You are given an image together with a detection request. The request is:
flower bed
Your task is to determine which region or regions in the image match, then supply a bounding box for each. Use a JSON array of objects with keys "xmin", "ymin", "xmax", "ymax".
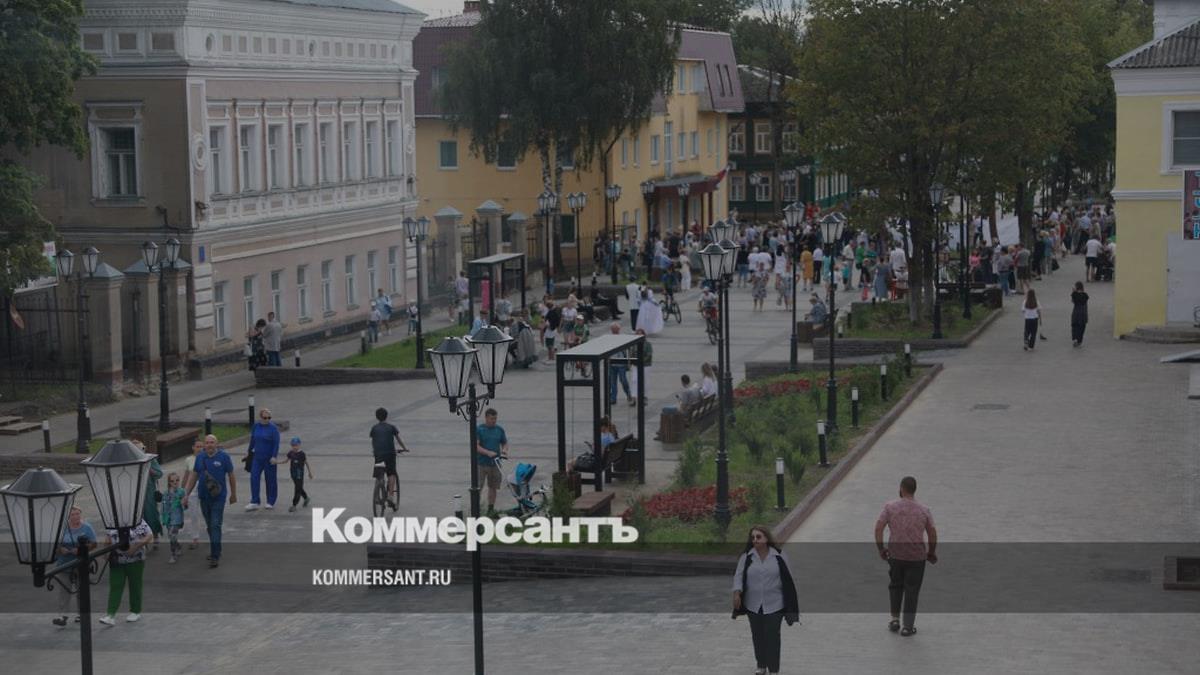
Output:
[{"xmin": 623, "ymin": 485, "xmax": 748, "ymax": 523}]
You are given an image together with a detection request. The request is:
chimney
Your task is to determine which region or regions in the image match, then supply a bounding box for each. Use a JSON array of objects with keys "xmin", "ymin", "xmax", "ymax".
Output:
[
  {"xmin": 463, "ymin": 1, "xmax": 481, "ymax": 13},
  {"xmin": 1154, "ymin": 0, "xmax": 1200, "ymax": 40}
]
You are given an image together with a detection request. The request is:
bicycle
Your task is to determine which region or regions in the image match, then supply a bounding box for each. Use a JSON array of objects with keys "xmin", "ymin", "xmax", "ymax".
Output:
[
  {"xmin": 371, "ymin": 450, "xmax": 408, "ymax": 517},
  {"xmin": 663, "ymin": 295, "xmax": 683, "ymax": 324},
  {"xmin": 702, "ymin": 308, "xmax": 720, "ymax": 345}
]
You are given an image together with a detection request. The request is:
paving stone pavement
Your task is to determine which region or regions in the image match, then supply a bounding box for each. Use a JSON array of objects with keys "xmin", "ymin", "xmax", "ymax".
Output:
[{"xmin": 3, "ymin": 257, "xmax": 1200, "ymax": 674}]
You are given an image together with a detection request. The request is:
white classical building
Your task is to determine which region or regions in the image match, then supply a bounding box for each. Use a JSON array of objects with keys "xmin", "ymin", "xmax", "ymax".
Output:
[{"xmin": 21, "ymin": 0, "xmax": 424, "ymax": 376}]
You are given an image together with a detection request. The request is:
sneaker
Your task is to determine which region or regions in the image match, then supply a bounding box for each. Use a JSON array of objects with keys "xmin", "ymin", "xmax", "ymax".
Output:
[
  {"xmin": 52, "ymin": 616, "xmax": 68, "ymax": 627},
  {"xmin": 888, "ymin": 619, "xmax": 900, "ymax": 633},
  {"xmin": 288, "ymin": 505, "xmax": 296, "ymax": 513},
  {"xmin": 125, "ymin": 613, "xmax": 141, "ymax": 623},
  {"xmin": 627, "ymin": 398, "xmax": 636, "ymax": 407},
  {"xmin": 386, "ymin": 500, "xmax": 396, "ymax": 510},
  {"xmin": 303, "ymin": 496, "xmax": 310, "ymax": 507},
  {"xmin": 98, "ymin": 615, "xmax": 115, "ymax": 626},
  {"xmin": 900, "ymin": 626, "xmax": 917, "ymax": 637},
  {"xmin": 245, "ymin": 503, "xmax": 259, "ymax": 512},
  {"xmin": 264, "ymin": 504, "xmax": 274, "ymax": 510},
  {"xmin": 168, "ymin": 555, "xmax": 177, "ymax": 564},
  {"xmin": 208, "ymin": 559, "xmax": 220, "ymax": 569}
]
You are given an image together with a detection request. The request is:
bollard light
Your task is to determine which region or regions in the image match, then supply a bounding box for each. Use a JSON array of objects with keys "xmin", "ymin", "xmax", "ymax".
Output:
[
  {"xmin": 881, "ymin": 364, "xmax": 889, "ymax": 400},
  {"xmin": 817, "ymin": 421, "xmax": 829, "ymax": 467},
  {"xmin": 851, "ymin": 386, "xmax": 861, "ymax": 428},
  {"xmin": 294, "ymin": 349, "xmax": 301, "ymax": 367},
  {"xmin": 204, "ymin": 407, "xmax": 213, "ymax": 436},
  {"xmin": 41, "ymin": 420, "xmax": 51, "ymax": 454},
  {"xmin": 775, "ymin": 457, "xmax": 786, "ymax": 511},
  {"xmin": 454, "ymin": 493, "xmax": 463, "ymax": 520}
]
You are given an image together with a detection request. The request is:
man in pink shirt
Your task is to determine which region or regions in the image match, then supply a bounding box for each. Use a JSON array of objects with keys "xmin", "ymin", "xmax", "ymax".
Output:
[{"xmin": 874, "ymin": 475, "xmax": 938, "ymax": 636}]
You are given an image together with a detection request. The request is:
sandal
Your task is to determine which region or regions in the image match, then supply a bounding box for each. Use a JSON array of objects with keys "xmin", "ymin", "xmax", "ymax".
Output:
[{"xmin": 888, "ymin": 619, "xmax": 900, "ymax": 633}]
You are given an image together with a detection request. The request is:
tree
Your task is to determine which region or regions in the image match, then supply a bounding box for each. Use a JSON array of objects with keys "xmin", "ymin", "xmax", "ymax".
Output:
[
  {"xmin": 666, "ymin": 0, "xmax": 753, "ymax": 31},
  {"xmin": 442, "ymin": 0, "xmax": 678, "ymax": 278},
  {"xmin": 794, "ymin": 0, "xmax": 1089, "ymax": 321},
  {"xmin": 0, "ymin": 0, "xmax": 96, "ymax": 297}
]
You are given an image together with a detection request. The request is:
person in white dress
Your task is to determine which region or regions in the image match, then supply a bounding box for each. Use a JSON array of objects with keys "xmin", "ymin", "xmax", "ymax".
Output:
[
  {"xmin": 679, "ymin": 246, "xmax": 692, "ymax": 290},
  {"xmin": 636, "ymin": 287, "xmax": 665, "ymax": 335}
]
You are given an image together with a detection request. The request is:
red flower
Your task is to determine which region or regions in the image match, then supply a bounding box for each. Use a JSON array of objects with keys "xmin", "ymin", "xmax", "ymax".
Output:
[{"xmin": 622, "ymin": 485, "xmax": 749, "ymax": 523}]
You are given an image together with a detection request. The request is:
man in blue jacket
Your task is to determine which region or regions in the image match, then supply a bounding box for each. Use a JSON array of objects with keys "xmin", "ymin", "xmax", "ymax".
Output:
[{"xmin": 246, "ymin": 407, "xmax": 280, "ymax": 510}]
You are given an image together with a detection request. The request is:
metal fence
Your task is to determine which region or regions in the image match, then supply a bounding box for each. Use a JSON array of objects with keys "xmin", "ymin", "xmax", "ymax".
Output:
[{"xmin": 1, "ymin": 288, "xmax": 75, "ymax": 384}]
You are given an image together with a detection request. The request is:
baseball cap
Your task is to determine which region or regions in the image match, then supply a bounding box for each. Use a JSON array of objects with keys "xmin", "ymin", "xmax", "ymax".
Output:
[{"xmin": 290, "ymin": 437, "xmax": 302, "ymax": 445}]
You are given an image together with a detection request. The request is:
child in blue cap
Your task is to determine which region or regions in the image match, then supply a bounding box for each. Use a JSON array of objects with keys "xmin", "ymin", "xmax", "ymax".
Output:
[{"xmin": 273, "ymin": 437, "xmax": 314, "ymax": 512}]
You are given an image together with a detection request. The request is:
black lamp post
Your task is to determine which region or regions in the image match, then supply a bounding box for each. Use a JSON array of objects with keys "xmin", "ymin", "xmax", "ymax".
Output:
[
  {"xmin": 714, "ymin": 227, "xmax": 739, "ymax": 425},
  {"xmin": 677, "ymin": 182, "xmax": 690, "ymax": 234},
  {"xmin": 55, "ymin": 247, "xmax": 100, "ymax": 453},
  {"xmin": 929, "ymin": 184, "xmax": 946, "ymax": 340},
  {"xmin": 959, "ymin": 190, "xmax": 972, "ymax": 319},
  {"xmin": 566, "ymin": 192, "xmax": 587, "ymax": 286},
  {"xmin": 605, "ymin": 184, "xmax": 622, "ymax": 284},
  {"xmin": 404, "ymin": 216, "xmax": 431, "ymax": 368},
  {"xmin": 700, "ymin": 237, "xmax": 738, "ymax": 528},
  {"xmin": 640, "ymin": 180, "xmax": 656, "ymax": 278},
  {"xmin": 1, "ymin": 440, "xmax": 156, "ymax": 675},
  {"xmin": 537, "ymin": 189, "xmax": 559, "ymax": 295},
  {"xmin": 427, "ymin": 326, "xmax": 512, "ymax": 675},
  {"xmin": 783, "ymin": 202, "xmax": 804, "ymax": 370},
  {"xmin": 141, "ymin": 238, "xmax": 181, "ymax": 431},
  {"xmin": 819, "ymin": 213, "xmax": 845, "ymax": 432}
]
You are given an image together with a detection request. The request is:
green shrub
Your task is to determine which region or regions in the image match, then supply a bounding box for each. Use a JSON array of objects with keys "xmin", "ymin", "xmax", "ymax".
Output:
[
  {"xmin": 783, "ymin": 450, "xmax": 807, "ymax": 486},
  {"xmin": 677, "ymin": 439, "xmax": 705, "ymax": 487},
  {"xmin": 549, "ymin": 475, "xmax": 577, "ymax": 518},
  {"xmin": 809, "ymin": 380, "xmax": 823, "ymax": 413},
  {"xmin": 747, "ymin": 481, "xmax": 769, "ymax": 519}
]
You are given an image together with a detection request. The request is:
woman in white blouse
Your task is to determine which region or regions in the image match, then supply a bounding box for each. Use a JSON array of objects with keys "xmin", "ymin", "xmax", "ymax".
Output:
[
  {"xmin": 700, "ymin": 362, "xmax": 718, "ymax": 398},
  {"xmin": 732, "ymin": 525, "xmax": 800, "ymax": 675}
]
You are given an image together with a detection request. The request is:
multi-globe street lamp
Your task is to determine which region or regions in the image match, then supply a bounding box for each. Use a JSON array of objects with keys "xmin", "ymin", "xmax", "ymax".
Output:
[
  {"xmin": 537, "ymin": 189, "xmax": 559, "ymax": 294},
  {"xmin": 929, "ymin": 184, "xmax": 946, "ymax": 340},
  {"xmin": 819, "ymin": 212, "xmax": 846, "ymax": 432},
  {"xmin": 783, "ymin": 202, "xmax": 804, "ymax": 370},
  {"xmin": 565, "ymin": 192, "xmax": 587, "ymax": 287},
  {"xmin": 55, "ymin": 247, "xmax": 101, "ymax": 453},
  {"xmin": 404, "ymin": 216, "xmax": 431, "ymax": 368},
  {"xmin": 711, "ymin": 219, "xmax": 738, "ymax": 426},
  {"xmin": 640, "ymin": 180, "xmax": 656, "ymax": 278},
  {"xmin": 700, "ymin": 236, "xmax": 739, "ymax": 528},
  {"xmin": 427, "ymin": 326, "xmax": 512, "ymax": 675},
  {"xmin": 677, "ymin": 182, "xmax": 690, "ymax": 233},
  {"xmin": 1, "ymin": 440, "xmax": 157, "ymax": 675},
  {"xmin": 140, "ymin": 238, "xmax": 181, "ymax": 430},
  {"xmin": 605, "ymin": 184, "xmax": 622, "ymax": 284}
]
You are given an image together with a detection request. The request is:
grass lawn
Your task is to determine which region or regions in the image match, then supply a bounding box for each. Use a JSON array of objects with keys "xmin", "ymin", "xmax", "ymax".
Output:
[
  {"xmin": 846, "ymin": 300, "xmax": 995, "ymax": 341},
  {"xmin": 0, "ymin": 382, "xmax": 117, "ymax": 419},
  {"xmin": 50, "ymin": 423, "xmax": 249, "ymax": 454},
  {"xmin": 328, "ymin": 325, "xmax": 466, "ymax": 369}
]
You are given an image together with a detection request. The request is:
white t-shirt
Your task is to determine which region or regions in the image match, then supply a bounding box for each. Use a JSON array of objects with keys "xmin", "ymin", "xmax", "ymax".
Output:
[
  {"xmin": 889, "ymin": 248, "xmax": 907, "ymax": 270},
  {"xmin": 1022, "ymin": 304, "xmax": 1041, "ymax": 320},
  {"xmin": 1085, "ymin": 239, "xmax": 1103, "ymax": 257}
]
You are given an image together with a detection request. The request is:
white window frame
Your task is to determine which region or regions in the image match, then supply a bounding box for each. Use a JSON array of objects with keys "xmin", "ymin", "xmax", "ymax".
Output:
[
  {"xmin": 214, "ymin": 281, "xmax": 228, "ymax": 339},
  {"xmin": 676, "ymin": 64, "xmax": 687, "ymax": 93},
  {"xmin": 270, "ymin": 270, "xmax": 283, "ymax": 321},
  {"xmin": 621, "ymin": 138, "xmax": 628, "ymax": 167},
  {"xmin": 319, "ymin": 122, "xmax": 335, "ymax": 183},
  {"xmin": 294, "ymin": 122, "xmax": 310, "ymax": 187},
  {"xmin": 677, "ymin": 131, "xmax": 685, "ymax": 160},
  {"xmin": 690, "ymin": 131, "xmax": 699, "ymax": 158},
  {"xmin": 342, "ymin": 121, "xmax": 360, "ymax": 181},
  {"xmin": 1164, "ymin": 103, "xmax": 1200, "ymax": 173},
  {"xmin": 693, "ymin": 63, "xmax": 706, "ymax": 94},
  {"xmin": 243, "ymin": 275, "xmax": 256, "ymax": 334},
  {"xmin": 102, "ymin": 127, "xmax": 139, "ymax": 197},
  {"xmin": 87, "ymin": 103, "xmax": 144, "ymax": 201},
  {"xmin": 386, "ymin": 120, "xmax": 401, "ymax": 177},
  {"xmin": 208, "ymin": 126, "xmax": 227, "ymax": 195},
  {"xmin": 755, "ymin": 174, "xmax": 772, "ymax": 202},
  {"xmin": 239, "ymin": 123, "xmax": 260, "ymax": 192},
  {"xmin": 266, "ymin": 124, "xmax": 286, "ymax": 189},
  {"xmin": 439, "ymin": 140, "xmax": 458, "ymax": 170},
  {"xmin": 730, "ymin": 174, "xmax": 746, "ymax": 202},
  {"xmin": 496, "ymin": 141, "xmax": 516, "ymax": 170},
  {"xmin": 321, "ymin": 260, "xmax": 333, "ymax": 314},
  {"xmin": 344, "ymin": 255, "xmax": 357, "ymax": 307},
  {"xmin": 729, "ymin": 122, "xmax": 745, "ymax": 154},
  {"xmin": 650, "ymin": 135, "xmax": 660, "ymax": 164},
  {"xmin": 367, "ymin": 250, "xmax": 378, "ymax": 297},
  {"xmin": 782, "ymin": 122, "xmax": 800, "ymax": 154},
  {"xmin": 754, "ymin": 121, "xmax": 772, "ymax": 155},
  {"xmin": 388, "ymin": 246, "xmax": 399, "ymax": 293},
  {"xmin": 633, "ymin": 135, "xmax": 640, "ymax": 167},
  {"xmin": 297, "ymin": 265, "xmax": 310, "ymax": 320},
  {"xmin": 782, "ymin": 174, "xmax": 798, "ymax": 201},
  {"xmin": 365, "ymin": 120, "xmax": 380, "ymax": 178}
]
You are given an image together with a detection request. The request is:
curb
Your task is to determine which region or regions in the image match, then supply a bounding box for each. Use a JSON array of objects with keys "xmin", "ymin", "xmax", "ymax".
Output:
[
  {"xmin": 772, "ymin": 363, "xmax": 945, "ymax": 542},
  {"xmin": 960, "ymin": 304, "xmax": 1004, "ymax": 344}
]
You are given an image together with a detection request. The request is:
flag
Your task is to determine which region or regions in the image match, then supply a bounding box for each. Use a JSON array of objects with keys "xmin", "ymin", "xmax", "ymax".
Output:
[
  {"xmin": 713, "ymin": 163, "xmax": 731, "ymax": 186},
  {"xmin": 8, "ymin": 297, "xmax": 25, "ymax": 331}
]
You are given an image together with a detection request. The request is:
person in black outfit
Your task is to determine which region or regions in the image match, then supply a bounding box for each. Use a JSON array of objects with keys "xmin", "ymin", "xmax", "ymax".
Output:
[
  {"xmin": 369, "ymin": 408, "xmax": 408, "ymax": 510},
  {"xmin": 732, "ymin": 525, "xmax": 800, "ymax": 675},
  {"xmin": 1070, "ymin": 281, "xmax": 1089, "ymax": 347}
]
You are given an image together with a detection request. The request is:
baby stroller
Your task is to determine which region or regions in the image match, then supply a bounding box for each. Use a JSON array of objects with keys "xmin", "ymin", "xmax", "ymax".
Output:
[
  {"xmin": 500, "ymin": 458, "xmax": 547, "ymax": 520},
  {"xmin": 509, "ymin": 319, "xmax": 538, "ymax": 369},
  {"xmin": 1094, "ymin": 249, "xmax": 1114, "ymax": 282}
]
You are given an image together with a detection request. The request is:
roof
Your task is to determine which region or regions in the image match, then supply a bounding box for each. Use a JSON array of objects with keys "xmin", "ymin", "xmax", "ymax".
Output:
[
  {"xmin": 264, "ymin": 0, "xmax": 422, "ymax": 14},
  {"xmin": 468, "ymin": 253, "xmax": 525, "ymax": 266},
  {"xmin": 738, "ymin": 64, "xmax": 793, "ymax": 104},
  {"xmin": 1110, "ymin": 18, "xmax": 1200, "ymax": 69},
  {"xmin": 424, "ymin": 11, "xmax": 482, "ymax": 28},
  {"xmin": 678, "ymin": 27, "xmax": 744, "ymax": 114},
  {"xmin": 556, "ymin": 333, "xmax": 645, "ymax": 361}
]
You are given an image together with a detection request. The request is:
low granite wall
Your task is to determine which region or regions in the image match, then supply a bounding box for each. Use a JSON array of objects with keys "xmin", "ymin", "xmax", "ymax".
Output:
[{"xmin": 254, "ymin": 367, "xmax": 433, "ymax": 388}]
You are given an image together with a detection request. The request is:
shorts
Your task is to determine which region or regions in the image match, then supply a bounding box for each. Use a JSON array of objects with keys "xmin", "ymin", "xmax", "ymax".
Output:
[
  {"xmin": 544, "ymin": 334, "xmax": 556, "ymax": 349},
  {"xmin": 1017, "ymin": 266, "xmax": 1030, "ymax": 281},
  {"xmin": 373, "ymin": 453, "xmax": 397, "ymax": 477},
  {"xmin": 1085, "ymin": 256, "xmax": 1097, "ymax": 268},
  {"xmin": 480, "ymin": 464, "xmax": 501, "ymax": 490}
]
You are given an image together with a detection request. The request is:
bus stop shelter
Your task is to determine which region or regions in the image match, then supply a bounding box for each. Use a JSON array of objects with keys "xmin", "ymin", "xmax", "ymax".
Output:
[
  {"xmin": 555, "ymin": 333, "xmax": 646, "ymax": 491},
  {"xmin": 467, "ymin": 253, "xmax": 526, "ymax": 326}
]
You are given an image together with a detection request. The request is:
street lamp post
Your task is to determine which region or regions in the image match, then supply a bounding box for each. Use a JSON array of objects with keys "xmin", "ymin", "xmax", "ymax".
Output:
[
  {"xmin": 141, "ymin": 238, "xmax": 181, "ymax": 431},
  {"xmin": 566, "ymin": 192, "xmax": 587, "ymax": 287},
  {"xmin": 714, "ymin": 225, "xmax": 739, "ymax": 426},
  {"xmin": 55, "ymin": 248, "xmax": 100, "ymax": 453},
  {"xmin": 820, "ymin": 213, "xmax": 845, "ymax": 432},
  {"xmin": 640, "ymin": 180, "xmax": 656, "ymax": 279},
  {"xmin": 537, "ymin": 189, "xmax": 559, "ymax": 295},
  {"xmin": 929, "ymin": 184, "xmax": 946, "ymax": 340},
  {"xmin": 783, "ymin": 202, "xmax": 804, "ymax": 370},
  {"xmin": 677, "ymin": 183, "xmax": 690, "ymax": 234},
  {"xmin": 404, "ymin": 216, "xmax": 431, "ymax": 368},
  {"xmin": 427, "ymin": 326, "xmax": 513, "ymax": 675},
  {"xmin": 606, "ymin": 184, "xmax": 622, "ymax": 284},
  {"xmin": 700, "ymin": 237, "xmax": 739, "ymax": 528},
  {"xmin": 960, "ymin": 191, "xmax": 972, "ymax": 319},
  {"xmin": 1, "ymin": 440, "xmax": 157, "ymax": 675}
]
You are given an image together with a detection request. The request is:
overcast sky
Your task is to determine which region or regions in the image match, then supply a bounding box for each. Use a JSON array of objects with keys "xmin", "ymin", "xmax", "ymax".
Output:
[{"xmin": 401, "ymin": 0, "xmax": 473, "ymax": 19}]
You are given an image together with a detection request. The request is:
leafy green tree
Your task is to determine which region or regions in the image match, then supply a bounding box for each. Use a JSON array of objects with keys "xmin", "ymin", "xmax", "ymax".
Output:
[
  {"xmin": 667, "ymin": 0, "xmax": 753, "ymax": 31},
  {"xmin": 442, "ymin": 0, "xmax": 678, "ymax": 277},
  {"xmin": 0, "ymin": 0, "xmax": 96, "ymax": 296}
]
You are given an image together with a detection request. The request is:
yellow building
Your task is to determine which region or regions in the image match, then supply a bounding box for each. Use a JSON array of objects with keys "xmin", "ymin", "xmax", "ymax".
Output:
[
  {"xmin": 412, "ymin": 3, "xmax": 743, "ymax": 285},
  {"xmin": 1110, "ymin": 2, "xmax": 1200, "ymax": 336}
]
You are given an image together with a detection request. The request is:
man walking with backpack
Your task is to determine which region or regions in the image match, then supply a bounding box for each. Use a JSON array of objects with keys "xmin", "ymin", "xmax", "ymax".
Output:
[{"xmin": 875, "ymin": 475, "xmax": 938, "ymax": 636}]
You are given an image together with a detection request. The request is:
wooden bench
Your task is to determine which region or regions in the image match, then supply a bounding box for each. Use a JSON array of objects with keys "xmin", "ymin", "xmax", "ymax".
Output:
[
  {"xmin": 152, "ymin": 427, "xmax": 202, "ymax": 463},
  {"xmin": 685, "ymin": 395, "xmax": 719, "ymax": 429},
  {"xmin": 571, "ymin": 491, "xmax": 615, "ymax": 516},
  {"xmin": 576, "ymin": 434, "xmax": 642, "ymax": 487},
  {"xmin": 795, "ymin": 321, "xmax": 829, "ymax": 344}
]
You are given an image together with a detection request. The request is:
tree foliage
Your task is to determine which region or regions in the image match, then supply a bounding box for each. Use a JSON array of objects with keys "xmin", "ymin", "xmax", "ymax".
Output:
[
  {"xmin": 666, "ymin": 0, "xmax": 753, "ymax": 31},
  {"xmin": 0, "ymin": 0, "xmax": 96, "ymax": 296}
]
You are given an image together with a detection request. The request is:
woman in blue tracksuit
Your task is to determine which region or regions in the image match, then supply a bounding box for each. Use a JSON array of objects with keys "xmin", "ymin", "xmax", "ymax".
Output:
[{"xmin": 246, "ymin": 407, "xmax": 281, "ymax": 510}]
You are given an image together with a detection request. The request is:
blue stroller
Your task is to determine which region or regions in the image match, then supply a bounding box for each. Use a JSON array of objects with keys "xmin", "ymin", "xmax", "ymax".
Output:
[{"xmin": 499, "ymin": 459, "xmax": 548, "ymax": 520}]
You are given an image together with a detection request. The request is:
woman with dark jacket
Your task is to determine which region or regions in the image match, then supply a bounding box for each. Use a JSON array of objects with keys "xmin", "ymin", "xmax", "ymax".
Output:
[
  {"xmin": 1070, "ymin": 281, "xmax": 1089, "ymax": 347},
  {"xmin": 732, "ymin": 525, "xmax": 800, "ymax": 675}
]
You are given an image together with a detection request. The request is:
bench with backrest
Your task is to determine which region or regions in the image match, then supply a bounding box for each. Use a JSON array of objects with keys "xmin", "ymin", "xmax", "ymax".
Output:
[
  {"xmin": 685, "ymin": 395, "xmax": 719, "ymax": 429},
  {"xmin": 575, "ymin": 434, "xmax": 640, "ymax": 487}
]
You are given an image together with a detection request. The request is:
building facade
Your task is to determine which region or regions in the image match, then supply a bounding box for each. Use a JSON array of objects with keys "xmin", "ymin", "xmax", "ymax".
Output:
[
  {"xmin": 18, "ymin": 0, "xmax": 423, "ymax": 379},
  {"xmin": 413, "ymin": 3, "xmax": 743, "ymax": 282},
  {"xmin": 1109, "ymin": 1, "xmax": 1200, "ymax": 336}
]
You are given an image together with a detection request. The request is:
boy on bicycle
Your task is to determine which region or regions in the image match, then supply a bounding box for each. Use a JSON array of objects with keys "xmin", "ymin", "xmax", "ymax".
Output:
[
  {"xmin": 369, "ymin": 408, "xmax": 409, "ymax": 510},
  {"xmin": 699, "ymin": 287, "xmax": 718, "ymax": 320},
  {"xmin": 662, "ymin": 264, "xmax": 679, "ymax": 308}
]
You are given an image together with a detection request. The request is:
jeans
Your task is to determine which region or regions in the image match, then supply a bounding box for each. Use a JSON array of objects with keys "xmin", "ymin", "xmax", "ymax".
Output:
[
  {"xmin": 999, "ymin": 269, "xmax": 1011, "ymax": 296},
  {"xmin": 1024, "ymin": 318, "xmax": 1039, "ymax": 348},
  {"xmin": 747, "ymin": 610, "xmax": 783, "ymax": 673},
  {"xmin": 250, "ymin": 459, "xmax": 278, "ymax": 505},
  {"xmin": 267, "ymin": 351, "xmax": 281, "ymax": 366},
  {"xmin": 107, "ymin": 560, "xmax": 144, "ymax": 615},
  {"xmin": 368, "ymin": 321, "xmax": 379, "ymax": 343},
  {"xmin": 200, "ymin": 496, "xmax": 225, "ymax": 560},
  {"xmin": 629, "ymin": 309, "xmax": 639, "ymax": 332},
  {"xmin": 292, "ymin": 476, "xmax": 309, "ymax": 506},
  {"xmin": 609, "ymin": 365, "xmax": 631, "ymax": 403},
  {"xmin": 888, "ymin": 558, "xmax": 926, "ymax": 629}
]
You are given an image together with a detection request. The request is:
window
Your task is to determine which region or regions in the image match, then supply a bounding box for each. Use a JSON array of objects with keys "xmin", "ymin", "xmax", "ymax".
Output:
[
  {"xmin": 318, "ymin": 122, "xmax": 334, "ymax": 183},
  {"xmin": 677, "ymin": 132, "xmax": 685, "ymax": 160},
  {"xmin": 755, "ymin": 173, "xmax": 772, "ymax": 202},
  {"xmin": 730, "ymin": 174, "xmax": 746, "ymax": 202},
  {"xmin": 621, "ymin": 138, "xmax": 628, "ymax": 167},
  {"xmin": 439, "ymin": 140, "xmax": 458, "ymax": 169},
  {"xmin": 707, "ymin": 129, "xmax": 714, "ymax": 156},
  {"xmin": 297, "ymin": 266, "xmax": 310, "ymax": 319},
  {"xmin": 690, "ymin": 131, "xmax": 699, "ymax": 158},
  {"xmin": 430, "ymin": 66, "xmax": 445, "ymax": 92},
  {"xmin": 650, "ymin": 135, "xmax": 660, "ymax": 164},
  {"xmin": 239, "ymin": 125, "xmax": 258, "ymax": 192},
  {"xmin": 633, "ymin": 135, "xmax": 640, "ymax": 166},
  {"xmin": 342, "ymin": 121, "xmax": 359, "ymax": 180},
  {"xmin": 208, "ymin": 127, "xmax": 225, "ymax": 195},
  {"xmin": 386, "ymin": 120, "xmax": 400, "ymax": 176},
  {"xmin": 321, "ymin": 260, "xmax": 333, "ymax": 313},
  {"xmin": 782, "ymin": 123, "xmax": 800, "ymax": 154},
  {"xmin": 388, "ymin": 246, "xmax": 399, "ymax": 293},
  {"xmin": 676, "ymin": 64, "xmax": 686, "ymax": 93},
  {"xmin": 560, "ymin": 214, "xmax": 577, "ymax": 245},
  {"xmin": 367, "ymin": 251, "xmax": 378, "ymax": 297},
  {"xmin": 729, "ymin": 123, "xmax": 745, "ymax": 154},
  {"xmin": 102, "ymin": 128, "xmax": 138, "ymax": 197},
  {"xmin": 344, "ymin": 255, "xmax": 357, "ymax": 307},
  {"xmin": 665, "ymin": 122, "xmax": 674, "ymax": 175},
  {"xmin": 1173, "ymin": 110, "xmax": 1200, "ymax": 166},
  {"xmin": 557, "ymin": 140, "xmax": 575, "ymax": 169},
  {"xmin": 243, "ymin": 276, "xmax": 256, "ymax": 334},
  {"xmin": 294, "ymin": 123, "xmax": 310, "ymax": 187},
  {"xmin": 782, "ymin": 174, "xmax": 798, "ymax": 201},
  {"xmin": 214, "ymin": 282, "xmax": 228, "ymax": 339},
  {"xmin": 693, "ymin": 63, "xmax": 706, "ymax": 94},
  {"xmin": 754, "ymin": 121, "xmax": 772, "ymax": 154},
  {"xmin": 270, "ymin": 270, "xmax": 283, "ymax": 320},
  {"xmin": 365, "ymin": 121, "xmax": 380, "ymax": 178},
  {"xmin": 267, "ymin": 124, "xmax": 284, "ymax": 189},
  {"xmin": 497, "ymin": 141, "xmax": 516, "ymax": 170}
]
